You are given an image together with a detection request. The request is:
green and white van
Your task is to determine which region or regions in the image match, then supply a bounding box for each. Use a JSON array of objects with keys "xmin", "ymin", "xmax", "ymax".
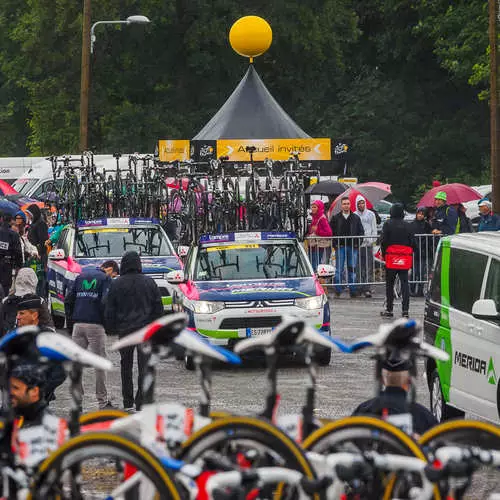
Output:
[{"xmin": 424, "ymin": 233, "xmax": 500, "ymax": 423}]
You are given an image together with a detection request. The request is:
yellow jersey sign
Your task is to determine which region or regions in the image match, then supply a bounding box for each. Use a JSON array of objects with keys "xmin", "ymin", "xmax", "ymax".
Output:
[
  {"xmin": 216, "ymin": 138, "xmax": 331, "ymax": 161},
  {"xmin": 158, "ymin": 140, "xmax": 190, "ymax": 162}
]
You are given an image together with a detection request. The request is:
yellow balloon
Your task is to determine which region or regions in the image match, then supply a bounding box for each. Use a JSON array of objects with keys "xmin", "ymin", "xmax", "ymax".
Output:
[{"xmin": 229, "ymin": 16, "xmax": 272, "ymax": 60}]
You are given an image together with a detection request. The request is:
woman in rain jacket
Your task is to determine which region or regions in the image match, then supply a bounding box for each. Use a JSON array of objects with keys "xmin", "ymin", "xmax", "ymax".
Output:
[{"xmin": 306, "ymin": 200, "xmax": 332, "ymax": 270}]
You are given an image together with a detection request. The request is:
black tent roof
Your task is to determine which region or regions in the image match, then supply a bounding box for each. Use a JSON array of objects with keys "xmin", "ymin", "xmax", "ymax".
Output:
[{"xmin": 193, "ymin": 65, "xmax": 310, "ymax": 140}]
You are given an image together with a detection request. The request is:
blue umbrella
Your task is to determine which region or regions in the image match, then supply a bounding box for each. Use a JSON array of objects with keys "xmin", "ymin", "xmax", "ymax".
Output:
[{"xmin": 0, "ymin": 197, "xmax": 21, "ymax": 216}]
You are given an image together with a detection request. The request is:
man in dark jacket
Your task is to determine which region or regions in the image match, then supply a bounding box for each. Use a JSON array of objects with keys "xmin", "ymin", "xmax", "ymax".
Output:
[
  {"xmin": 15, "ymin": 294, "xmax": 66, "ymax": 402},
  {"xmin": 0, "ymin": 212, "xmax": 22, "ymax": 296},
  {"xmin": 330, "ymin": 197, "xmax": 364, "ymax": 297},
  {"xmin": 27, "ymin": 204, "xmax": 49, "ymax": 298},
  {"xmin": 352, "ymin": 356, "xmax": 436, "ymax": 437},
  {"xmin": 431, "ymin": 192, "xmax": 458, "ymax": 235},
  {"xmin": 104, "ymin": 251, "xmax": 163, "ymax": 412},
  {"xmin": 380, "ymin": 203, "xmax": 415, "ymax": 318},
  {"xmin": 65, "ymin": 265, "xmax": 113, "ymax": 410}
]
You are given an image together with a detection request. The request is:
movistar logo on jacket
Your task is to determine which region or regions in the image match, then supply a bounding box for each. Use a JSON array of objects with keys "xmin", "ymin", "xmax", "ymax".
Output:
[{"xmin": 82, "ymin": 278, "xmax": 97, "ymax": 291}]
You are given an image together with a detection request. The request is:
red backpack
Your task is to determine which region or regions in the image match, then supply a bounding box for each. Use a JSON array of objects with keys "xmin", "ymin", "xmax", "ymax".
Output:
[{"xmin": 385, "ymin": 244, "xmax": 413, "ymax": 270}]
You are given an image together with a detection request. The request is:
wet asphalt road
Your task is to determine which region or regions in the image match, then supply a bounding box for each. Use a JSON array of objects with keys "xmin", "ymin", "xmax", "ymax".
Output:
[{"xmin": 53, "ymin": 287, "xmax": 430, "ymax": 420}]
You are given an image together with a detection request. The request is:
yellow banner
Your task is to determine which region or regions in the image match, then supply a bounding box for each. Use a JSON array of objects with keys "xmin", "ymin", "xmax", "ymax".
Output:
[
  {"xmin": 158, "ymin": 140, "xmax": 191, "ymax": 162},
  {"xmin": 216, "ymin": 138, "xmax": 331, "ymax": 161},
  {"xmin": 207, "ymin": 244, "xmax": 259, "ymax": 252}
]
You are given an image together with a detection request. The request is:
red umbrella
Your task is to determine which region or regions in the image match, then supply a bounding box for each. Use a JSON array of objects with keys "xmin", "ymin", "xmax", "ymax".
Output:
[
  {"xmin": 0, "ymin": 180, "xmax": 18, "ymax": 196},
  {"xmin": 417, "ymin": 183, "xmax": 482, "ymax": 207},
  {"xmin": 328, "ymin": 188, "xmax": 374, "ymax": 218}
]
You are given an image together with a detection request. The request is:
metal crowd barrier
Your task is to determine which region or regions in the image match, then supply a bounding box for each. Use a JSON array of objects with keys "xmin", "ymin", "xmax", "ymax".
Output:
[{"xmin": 305, "ymin": 234, "xmax": 441, "ymax": 293}]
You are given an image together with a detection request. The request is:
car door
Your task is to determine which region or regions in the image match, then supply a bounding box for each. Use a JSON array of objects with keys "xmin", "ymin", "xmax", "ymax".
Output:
[
  {"xmin": 47, "ymin": 228, "xmax": 70, "ymax": 310},
  {"xmin": 447, "ymin": 248, "xmax": 490, "ymax": 417},
  {"xmin": 471, "ymin": 256, "xmax": 500, "ymax": 422}
]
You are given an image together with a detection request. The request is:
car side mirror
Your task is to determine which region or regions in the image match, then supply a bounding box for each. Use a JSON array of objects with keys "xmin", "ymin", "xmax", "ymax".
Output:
[
  {"xmin": 48, "ymin": 248, "xmax": 66, "ymax": 260},
  {"xmin": 177, "ymin": 245, "xmax": 189, "ymax": 258},
  {"xmin": 317, "ymin": 264, "xmax": 335, "ymax": 278},
  {"xmin": 166, "ymin": 270, "xmax": 186, "ymax": 284},
  {"xmin": 472, "ymin": 299, "xmax": 500, "ymax": 321}
]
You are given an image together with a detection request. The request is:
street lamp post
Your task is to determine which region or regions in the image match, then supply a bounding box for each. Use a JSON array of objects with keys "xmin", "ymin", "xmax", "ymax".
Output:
[{"xmin": 79, "ymin": 9, "xmax": 150, "ymax": 152}]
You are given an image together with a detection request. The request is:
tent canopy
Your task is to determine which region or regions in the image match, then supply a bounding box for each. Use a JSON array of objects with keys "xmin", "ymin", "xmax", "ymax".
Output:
[{"xmin": 193, "ymin": 65, "xmax": 310, "ymax": 140}]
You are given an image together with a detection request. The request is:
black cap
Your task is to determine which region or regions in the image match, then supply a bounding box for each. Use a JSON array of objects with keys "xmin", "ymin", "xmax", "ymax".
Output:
[
  {"xmin": 382, "ymin": 351, "xmax": 412, "ymax": 372},
  {"xmin": 17, "ymin": 293, "xmax": 42, "ymax": 311}
]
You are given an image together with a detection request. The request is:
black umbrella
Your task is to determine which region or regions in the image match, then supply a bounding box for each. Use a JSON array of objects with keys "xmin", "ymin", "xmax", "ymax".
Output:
[{"xmin": 305, "ymin": 180, "xmax": 347, "ymax": 197}]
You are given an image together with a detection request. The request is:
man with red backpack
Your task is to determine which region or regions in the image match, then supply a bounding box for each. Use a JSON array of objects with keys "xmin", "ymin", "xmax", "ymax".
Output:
[{"xmin": 380, "ymin": 203, "xmax": 416, "ymax": 318}]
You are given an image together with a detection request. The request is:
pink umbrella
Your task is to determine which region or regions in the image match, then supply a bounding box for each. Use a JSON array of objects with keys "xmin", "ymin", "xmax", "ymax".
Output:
[
  {"xmin": 328, "ymin": 188, "xmax": 374, "ymax": 218},
  {"xmin": 355, "ymin": 181, "xmax": 392, "ymax": 202},
  {"xmin": 417, "ymin": 183, "xmax": 482, "ymax": 207}
]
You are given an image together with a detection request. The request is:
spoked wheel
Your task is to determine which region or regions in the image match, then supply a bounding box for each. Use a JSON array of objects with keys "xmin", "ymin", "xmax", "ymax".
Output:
[
  {"xmin": 180, "ymin": 416, "xmax": 319, "ymax": 499},
  {"xmin": 30, "ymin": 432, "xmax": 181, "ymax": 500},
  {"xmin": 419, "ymin": 420, "xmax": 500, "ymax": 500},
  {"xmin": 303, "ymin": 416, "xmax": 439, "ymax": 500}
]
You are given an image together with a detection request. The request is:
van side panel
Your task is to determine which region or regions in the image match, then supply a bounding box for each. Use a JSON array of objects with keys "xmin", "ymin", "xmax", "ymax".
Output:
[{"xmin": 435, "ymin": 239, "xmax": 453, "ymax": 400}]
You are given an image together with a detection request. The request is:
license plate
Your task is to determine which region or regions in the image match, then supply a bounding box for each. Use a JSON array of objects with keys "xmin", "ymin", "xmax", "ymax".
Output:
[{"xmin": 247, "ymin": 328, "xmax": 273, "ymax": 337}]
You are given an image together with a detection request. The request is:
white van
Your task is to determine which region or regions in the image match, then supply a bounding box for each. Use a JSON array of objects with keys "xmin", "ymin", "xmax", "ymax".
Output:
[
  {"xmin": 12, "ymin": 154, "xmax": 140, "ymax": 199},
  {"xmin": 0, "ymin": 157, "xmax": 46, "ymax": 183},
  {"xmin": 424, "ymin": 232, "xmax": 500, "ymax": 423}
]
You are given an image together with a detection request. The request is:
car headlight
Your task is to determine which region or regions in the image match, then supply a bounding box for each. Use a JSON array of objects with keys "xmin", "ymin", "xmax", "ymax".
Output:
[
  {"xmin": 184, "ymin": 299, "xmax": 224, "ymax": 314},
  {"xmin": 295, "ymin": 295, "xmax": 326, "ymax": 310}
]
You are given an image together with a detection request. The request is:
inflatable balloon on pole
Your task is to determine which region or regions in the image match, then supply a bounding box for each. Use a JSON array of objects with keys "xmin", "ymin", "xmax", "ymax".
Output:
[{"xmin": 229, "ymin": 16, "xmax": 272, "ymax": 63}]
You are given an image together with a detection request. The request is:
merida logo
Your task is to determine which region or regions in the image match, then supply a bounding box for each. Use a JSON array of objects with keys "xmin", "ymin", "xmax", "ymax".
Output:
[
  {"xmin": 82, "ymin": 278, "xmax": 97, "ymax": 291},
  {"xmin": 488, "ymin": 357, "xmax": 497, "ymax": 385}
]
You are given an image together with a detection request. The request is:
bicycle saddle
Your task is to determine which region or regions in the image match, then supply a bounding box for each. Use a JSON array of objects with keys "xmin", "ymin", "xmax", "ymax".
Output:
[
  {"xmin": 173, "ymin": 329, "xmax": 241, "ymax": 365},
  {"xmin": 350, "ymin": 319, "xmax": 449, "ymax": 361},
  {"xmin": 234, "ymin": 318, "xmax": 350, "ymax": 354},
  {"xmin": 111, "ymin": 313, "xmax": 188, "ymax": 351},
  {"xmin": 37, "ymin": 332, "xmax": 113, "ymax": 371},
  {"xmin": 0, "ymin": 326, "xmax": 40, "ymax": 357}
]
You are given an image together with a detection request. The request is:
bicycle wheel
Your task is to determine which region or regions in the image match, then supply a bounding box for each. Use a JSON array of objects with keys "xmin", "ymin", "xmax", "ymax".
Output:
[
  {"xmin": 419, "ymin": 420, "xmax": 500, "ymax": 500},
  {"xmin": 29, "ymin": 432, "xmax": 181, "ymax": 500},
  {"xmin": 303, "ymin": 416, "xmax": 439, "ymax": 500},
  {"xmin": 180, "ymin": 415, "xmax": 318, "ymax": 499},
  {"xmin": 80, "ymin": 409, "xmax": 129, "ymax": 426}
]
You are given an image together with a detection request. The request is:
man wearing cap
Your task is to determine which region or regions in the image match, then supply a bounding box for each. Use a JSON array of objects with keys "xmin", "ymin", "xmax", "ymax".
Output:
[
  {"xmin": 16, "ymin": 294, "xmax": 66, "ymax": 402},
  {"xmin": 431, "ymin": 192, "xmax": 458, "ymax": 235},
  {"xmin": 478, "ymin": 199, "xmax": 500, "ymax": 232},
  {"xmin": 0, "ymin": 212, "xmax": 22, "ymax": 297},
  {"xmin": 352, "ymin": 356, "xmax": 437, "ymax": 436}
]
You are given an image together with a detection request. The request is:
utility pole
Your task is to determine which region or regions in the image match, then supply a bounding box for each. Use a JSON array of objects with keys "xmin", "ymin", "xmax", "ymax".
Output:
[
  {"xmin": 79, "ymin": 0, "xmax": 91, "ymax": 152},
  {"xmin": 489, "ymin": 0, "xmax": 500, "ymax": 210}
]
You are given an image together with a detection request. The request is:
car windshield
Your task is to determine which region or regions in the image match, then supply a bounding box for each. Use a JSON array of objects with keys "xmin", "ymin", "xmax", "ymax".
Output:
[
  {"xmin": 76, "ymin": 226, "xmax": 173, "ymax": 258},
  {"xmin": 12, "ymin": 178, "xmax": 39, "ymax": 195},
  {"xmin": 194, "ymin": 241, "xmax": 310, "ymax": 281}
]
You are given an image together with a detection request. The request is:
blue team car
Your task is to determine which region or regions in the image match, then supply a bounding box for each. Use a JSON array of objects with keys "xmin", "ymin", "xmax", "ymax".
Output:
[
  {"xmin": 47, "ymin": 217, "xmax": 182, "ymax": 327},
  {"xmin": 166, "ymin": 231, "xmax": 335, "ymax": 369}
]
